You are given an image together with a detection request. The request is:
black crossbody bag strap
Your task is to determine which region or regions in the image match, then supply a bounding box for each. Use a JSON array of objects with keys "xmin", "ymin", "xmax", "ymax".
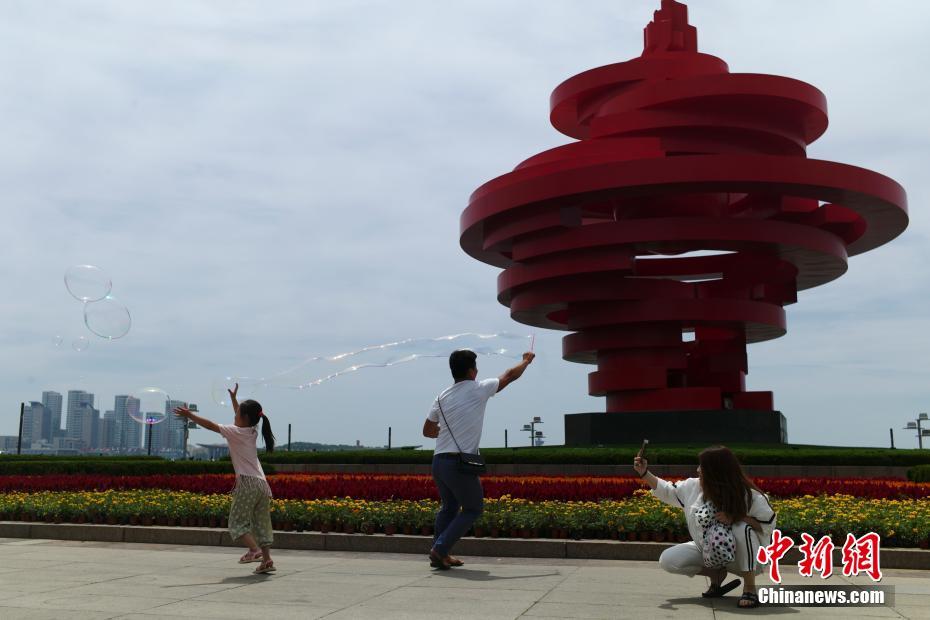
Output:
[
  {"xmin": 436, "ymin": 394, "xmax": 486, "ymax": 475},
  {"xmin": 435, "ymin": 398, "xmax": 465, "ymax": 454}
]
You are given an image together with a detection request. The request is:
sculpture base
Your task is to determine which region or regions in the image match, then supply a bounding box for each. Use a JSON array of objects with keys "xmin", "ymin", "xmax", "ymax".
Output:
[{"xmin": 564, "ymin": 409, "xmax": 787, "ymax": 446}]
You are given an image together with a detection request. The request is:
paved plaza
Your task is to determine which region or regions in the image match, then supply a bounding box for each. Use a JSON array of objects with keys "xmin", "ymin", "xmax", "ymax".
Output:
[{"xmin": 0, "ymin": 538, "xmax": 926, "ymax": 619}]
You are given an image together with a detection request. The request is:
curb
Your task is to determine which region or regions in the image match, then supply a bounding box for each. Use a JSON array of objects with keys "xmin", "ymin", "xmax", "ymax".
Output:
[{"xmin": 2, "ymin": 522, "xmax": 928, "ymax": 570}]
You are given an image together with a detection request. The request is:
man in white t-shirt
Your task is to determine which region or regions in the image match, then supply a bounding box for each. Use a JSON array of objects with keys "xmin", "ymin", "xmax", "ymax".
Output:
[{"xmin": 422, "ymin": 348, "xmax": 535, "ymax": 569}]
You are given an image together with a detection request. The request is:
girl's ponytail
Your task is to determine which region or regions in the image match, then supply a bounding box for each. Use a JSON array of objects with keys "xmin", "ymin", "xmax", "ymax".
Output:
[
  {"xmin": 261, "ymin": 415, "xmax": 276, "ymax": 453},
  {"xmin": 240, "ymin": 399, "xmax": 276, "ymax": 452}
]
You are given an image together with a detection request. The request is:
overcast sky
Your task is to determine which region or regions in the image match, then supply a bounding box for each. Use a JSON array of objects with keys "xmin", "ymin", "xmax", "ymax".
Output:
[{"xmin": 1, "ymin": 1, "xmax": 928, "ymax": 449}]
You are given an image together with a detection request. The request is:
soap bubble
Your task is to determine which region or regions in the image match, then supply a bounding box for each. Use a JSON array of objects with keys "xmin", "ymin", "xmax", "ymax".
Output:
[
  {"xmin": 84, "ymin": 296, "xmax": 131, "ymax": 339},
  {"xmin": 129, "ymin": 387, "xmax": 171, "ymax": 424},
  {"xmin": 65, "ymin": 265, "xmax": 112, "ymax": 302},
  {"xmin": 72, "ymin": 336, "xmax": 89, "ymax": 352},
  {"xmin": 215, "ymin": 332, "xmax": 533, "ymax": 399},
  {"xmin": 53, "ymin": 335, "xmax": 63, "ymax": 348}
]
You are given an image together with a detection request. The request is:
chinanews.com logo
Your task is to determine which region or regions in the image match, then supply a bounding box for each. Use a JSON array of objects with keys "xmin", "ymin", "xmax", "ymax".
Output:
[
  {"xmin": 758, "ymin": 586, "xmax": 892, "ymax": 607},
  {"xmin": 754, "ymin": 529, "xmax": 895, "ymax": 607}
]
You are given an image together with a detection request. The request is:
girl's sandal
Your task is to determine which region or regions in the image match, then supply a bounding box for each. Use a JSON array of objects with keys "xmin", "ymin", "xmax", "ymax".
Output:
[
  {"xmin": 702, "ymin": 578, "xmax": 741, "ymax": 598},
  {"xmin": 447, "ymin": 556, "xmax": 464, "ymax": 567},
  {"xmin": 738, "ymin": 592, "xmax": 760, "ymax": 608},
  {"xmin": 238, "ymin": 550, "xmax": 263, "ymax": 564},
  {"xmin": 253, "ymin": 560, "xmax": 276, "ymax": 574}
]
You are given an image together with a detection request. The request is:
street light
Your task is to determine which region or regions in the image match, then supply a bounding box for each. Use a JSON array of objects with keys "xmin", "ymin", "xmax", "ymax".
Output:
[
  {"xmin": 523, "ymin": 417, "xmax": 544, "ymax": 447},
  {"xmin": 183, "ymin": 404, "xmax": 199, "ymax": 460},
  {"xmin": 903, "ymin": 414, "xmax": 928, "ymax": 449}
]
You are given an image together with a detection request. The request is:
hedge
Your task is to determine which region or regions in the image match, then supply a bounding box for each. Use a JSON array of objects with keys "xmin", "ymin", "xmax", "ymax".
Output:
[
  {"xmin": 0, "ymin": 460, "xmax": 275, "ymax": 476},
  {"xmin": 909, "ymin": 465, "xmax": 930, "ymax": 482},
  {"xmin": 0, "ymin": 454, "xmax": 162, "ymax": 461},
  {"xmin": 259, "ymin": 445, "xmax": 930, "ymax": 467}
]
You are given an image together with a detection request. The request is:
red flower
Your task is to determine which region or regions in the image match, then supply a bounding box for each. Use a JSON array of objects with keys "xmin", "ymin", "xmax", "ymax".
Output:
[{"xmin": 0, "ymin": 474, "xmax": 925, "ymax": 501}]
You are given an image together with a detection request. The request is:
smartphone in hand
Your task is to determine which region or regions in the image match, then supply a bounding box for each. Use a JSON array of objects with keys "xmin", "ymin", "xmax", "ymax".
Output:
[{"xmin": 637, "ymin": 439, "xmax": 649, "ymax": 460}]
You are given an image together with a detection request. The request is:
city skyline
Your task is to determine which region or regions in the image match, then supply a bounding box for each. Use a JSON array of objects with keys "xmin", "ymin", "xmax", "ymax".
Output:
[{"xmin": 6, "ymin": 388, "xmax": 191, "ymax": 456}]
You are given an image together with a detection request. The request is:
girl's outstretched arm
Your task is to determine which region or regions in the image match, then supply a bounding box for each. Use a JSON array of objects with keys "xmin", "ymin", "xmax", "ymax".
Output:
[
  {"xmin": 227, "ymin": 383, "xmax": 240, "ymax": 416},
  {"xmin": 174, "ymin": 407, "xmax": 221, "ymax": 433}
]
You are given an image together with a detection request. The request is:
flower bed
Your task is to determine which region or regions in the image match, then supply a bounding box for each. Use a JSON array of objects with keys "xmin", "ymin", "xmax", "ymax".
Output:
[
  {"xmin": 0, "ymin": 474, "xmax": 928, "ymax": 501},
  {"xmin": 0, "ymin": 490, "xmax": 928, "ymax": 548},
  {"xmin": 258, "ymin": 445, "xmax": 929, "ymax": 466}
]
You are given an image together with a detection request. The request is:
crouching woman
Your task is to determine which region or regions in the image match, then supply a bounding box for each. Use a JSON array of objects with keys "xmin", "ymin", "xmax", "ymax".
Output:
[{"xmin": 633, "ymin": 445, "xmax": 776, "ymax": 609}]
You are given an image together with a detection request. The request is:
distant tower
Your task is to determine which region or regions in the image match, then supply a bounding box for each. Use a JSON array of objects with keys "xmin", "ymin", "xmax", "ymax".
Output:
[
  {"xmin": 65, "ymin": 390, "xmax": 95, "ymax": 448},
  {"xmin": 161, "ymin": 399, "xmax": 188, "ymax": 455},
  {"xmin": 102, "ymin": 410, "xmax": 118, "ymax": 450},
  {"xmin": 460, "ymin": 0, "xmax": 908, "ymax": 444},
  {"xmin": 41, "ymin": 391, "xmax": 63, "ymax": 439},
  {"xmin": 114, "ymin": 395, "xmax": 142, "ymax": 451},
  {"xmin": 21, "ymin": 402, "xmax": 49, "ymax": 447}
]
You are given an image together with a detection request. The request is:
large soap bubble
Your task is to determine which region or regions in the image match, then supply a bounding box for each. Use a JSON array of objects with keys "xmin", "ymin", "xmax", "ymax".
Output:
[
  {"xmin": 211, "ymin": 377, "xmax": 263, "ymax": 408},
  {"xmin": 64, "ymin": 265, "xmax": 112, "ymax": 302},
  {"xmin": 129, "ymin": 387, "xmax": 171, "ymax": 424},
  {"xmin": 212, "ymin": 332, "xmax": 533, "ymax": 404},
  {"xmin": 84, "ymin": 296, "xmax": 132, "ymax": 339}
]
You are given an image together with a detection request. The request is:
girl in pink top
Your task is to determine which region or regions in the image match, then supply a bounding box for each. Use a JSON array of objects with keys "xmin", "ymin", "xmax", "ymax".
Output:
[{"xmin": 175, "ymin": 383, "xmax": 277, "ymax": 574}]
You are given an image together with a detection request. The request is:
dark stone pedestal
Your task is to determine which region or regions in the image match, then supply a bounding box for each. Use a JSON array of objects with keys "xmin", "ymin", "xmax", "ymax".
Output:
[{"xmin": 564, "ymin": 409, "xmax": 787, "ymax": 446}]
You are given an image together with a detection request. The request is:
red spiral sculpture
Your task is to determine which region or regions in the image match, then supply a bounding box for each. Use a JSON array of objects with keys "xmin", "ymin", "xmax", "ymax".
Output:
[{"xmin": 461, "ymin": 1, "xmax": 907, "ymax": 430}]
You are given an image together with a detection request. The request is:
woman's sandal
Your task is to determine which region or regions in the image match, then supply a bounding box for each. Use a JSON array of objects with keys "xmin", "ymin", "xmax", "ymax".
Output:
[
  {"xmin": 253, "ymin": 560, "xmax": 276, "ymax": 574},
  {"xmin": 238, "ymin": 549, "xmax": 263, "ymax": 564},
  {"xmin": 738, "ymin": 592, "xmax": 760, "ymax": 608},
  {"xmin": 428, "ymin": 549, "xmax": 452, "ymax": 570},
  {"xmin": 447, "ymin": 556, "xmax": 464, "ymax": 567},
  {"xmin": 702, "ymin": 578, "xmax": 741, "ymax": 598}
]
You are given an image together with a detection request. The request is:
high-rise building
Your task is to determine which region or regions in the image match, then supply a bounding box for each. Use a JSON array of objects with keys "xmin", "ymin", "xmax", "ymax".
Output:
[
  {"xmin": 87, "ymin": 408, "xmax": 101, "ymax": 451},
  {"xmin": 164, "ymin": 399, "xmax": 188, "ymax": 455},
  {"xmin": 21, "ymin": 402, "xmax": 35, "ymax": 446},
  {"xmin": 114, "ymin": 395, "xmax": 142, "ymax": 452},
  {"xmin": 102, "ymin": 410, "xmax": 118, "ymax": 450},
  {"xmin": 66, "ymin": 391, "xmax": 95, "ymax": 449},
  {"xmin": 21, "ymin": 401, "xmax": 50, "ymax": 447},
  {"xmin": 131, "ymin": 399, "xmax": 189, "ymax": 456},
  {"xmin": 42, "ymin": 391, "xmax": 63, "ymax": 439}
]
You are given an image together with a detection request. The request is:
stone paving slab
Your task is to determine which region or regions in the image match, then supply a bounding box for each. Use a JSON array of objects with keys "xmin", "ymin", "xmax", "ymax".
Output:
[
  {"xmin": 0, "ymin": 537, "xmax": 926, "ymax": 619},
  {"xmin": 4, "ymin": 522, "xmax": 929, "ymax": 570}
]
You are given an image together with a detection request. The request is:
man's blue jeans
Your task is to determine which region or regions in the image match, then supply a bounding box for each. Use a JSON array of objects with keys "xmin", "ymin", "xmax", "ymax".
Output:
[{"xmin": 432, "ymin": 453, "xmax": 484, "ymax": 556}]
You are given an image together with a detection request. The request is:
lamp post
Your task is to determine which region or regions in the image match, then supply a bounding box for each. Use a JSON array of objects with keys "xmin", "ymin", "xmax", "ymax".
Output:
[
  {"xmin": 522, "ymin": 416, "xmax": 544, "ymax": 447},
  {"xmin": 183, "ymin": 404, "xmax": 199, "ymax": 460},
  {"xmin": 903, "ymin": 413, "xmax": 929, "ymax": 449},
  {"xmin": 17, "ymin": 402, "xmax": 24, "ymax": 455}
]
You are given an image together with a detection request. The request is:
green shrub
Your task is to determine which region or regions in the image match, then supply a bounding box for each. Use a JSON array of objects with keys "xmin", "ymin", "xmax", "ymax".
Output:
[
  {"xmin": 0, "ymin": 459, "xmax": 275, "ymax": 476},
  {"xmin": 259, "ymin": 444, "xmax": 930, "ymax": 467},
  {"xmin": 907, "ymin": 464, "xmax": 930, "ymax": 482},
  {"xmin": 0, "ymin": 454, "xmax": 161, "ymax": 461}
]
